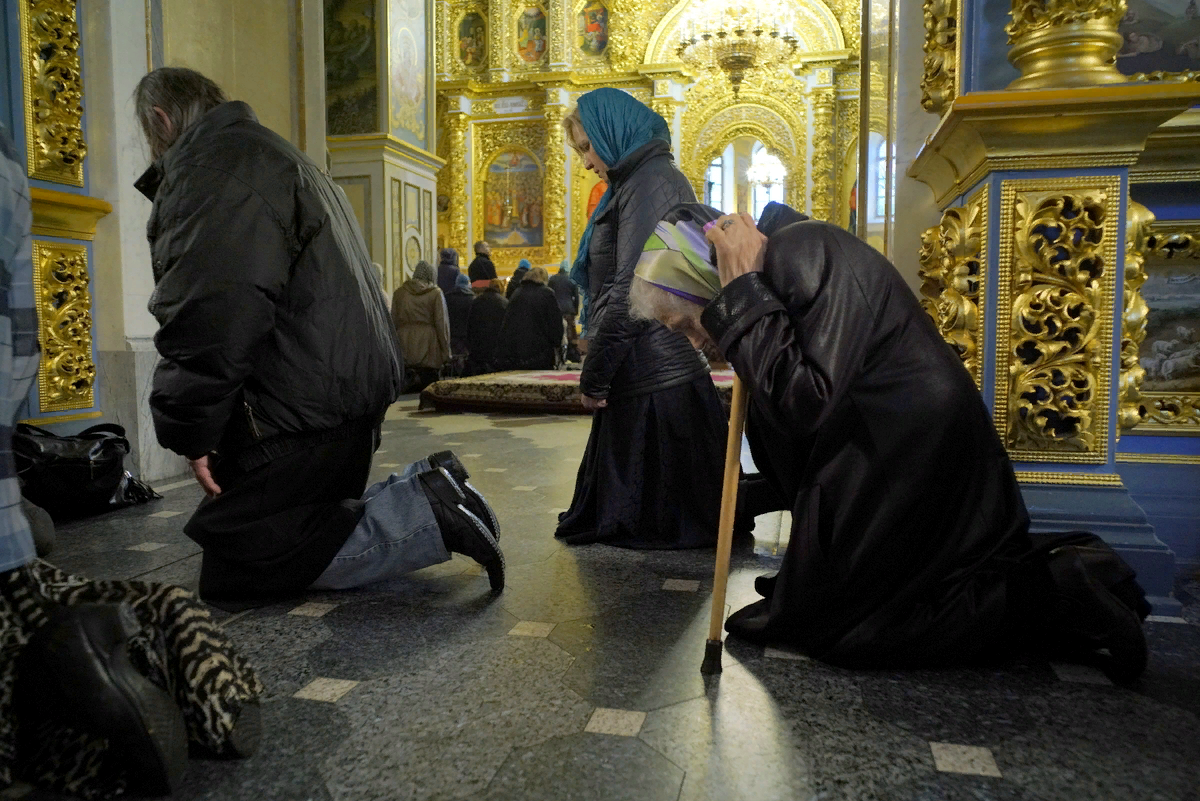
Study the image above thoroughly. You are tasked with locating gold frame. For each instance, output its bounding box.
[512,3,549,67]
[453,8,489,72]
[19,0,87,186]
[32,240,95,413]
[1127,219,1200,436]
[473,120,548,273]
[994,175,1121,464]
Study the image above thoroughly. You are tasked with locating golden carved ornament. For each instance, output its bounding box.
[32,241,94,412]
[1005,0,1128,89]
[810,87,836,221]
[1138,395,1200,430]
[996,178,1118,462]
[917,189,988,388]
[1013,471,1124,487]
[442,111,471,255]
[1143,224,1200,261]
[920,0,957,115]
[835,96,859,227]
[1130,70,1200,83]
[1117,200,1153,432]
[19,0,87,186]
[542,101,570,263]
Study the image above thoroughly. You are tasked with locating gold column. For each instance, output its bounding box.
[810,87,836,222]
[543,93,569,264]
[444,111,471,256]
[1118,200,1153,432]
[1005,0,1127,90]
[920,0,958,114]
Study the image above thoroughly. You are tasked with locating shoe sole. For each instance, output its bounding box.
[425,468,505,592]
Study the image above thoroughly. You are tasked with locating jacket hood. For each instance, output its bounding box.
[402,279,438,295]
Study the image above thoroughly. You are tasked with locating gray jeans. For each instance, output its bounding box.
[310,459,449,589]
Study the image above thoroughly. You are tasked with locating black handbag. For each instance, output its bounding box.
[12,423,161,518]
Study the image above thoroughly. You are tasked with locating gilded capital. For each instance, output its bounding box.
[1005,0,1128,89]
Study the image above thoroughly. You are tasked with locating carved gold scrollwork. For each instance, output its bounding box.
[442,111,470,256]
[1140,395,1200,429]
[996,178,1119,461]
[19,0,87,186]
[918,189,988,387]
[1004,0,1127,89]
[32,241,94,412]
[1117,200,1153,432]
[543,99,569,264]
[1005,0,1126,41]
[921,0,957,115]
[1143,226,1200,261]
[810,88,836,222]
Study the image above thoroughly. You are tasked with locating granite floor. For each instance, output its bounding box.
[16,397,1200,801]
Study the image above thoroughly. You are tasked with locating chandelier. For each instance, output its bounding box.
[676,2,799,97]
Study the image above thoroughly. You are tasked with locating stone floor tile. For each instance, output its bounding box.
[148,510,183,519]
[126,541,169,552]
[463,453,482,458]
[293,677,360,703]
[377,462,400,468]
[152,479,195,493]
[288,601,341,618]
[512,485,538,491]
[509,620,555,637]
[1146,615,1189,624]
[1051,662,1113,685]
[763,646,809,661]
[485,467,507,472]
[585,708,647,736]
[662,578,700,592]
[930,742,1003,777]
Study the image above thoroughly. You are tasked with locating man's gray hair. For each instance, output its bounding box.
[135,67,228,161]
[474,240,490,255]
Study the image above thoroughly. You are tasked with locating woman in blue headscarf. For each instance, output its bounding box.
[506,258,532,299]
[554,88,727,549]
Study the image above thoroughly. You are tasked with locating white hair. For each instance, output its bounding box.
[629,276,704,324]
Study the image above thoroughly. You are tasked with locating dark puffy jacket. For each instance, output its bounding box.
[437,259,462,295]
[494,282,564,370]
[445,285,474,354]
[468,254,498,282]
[548,270,579,316]
[138,101,403,460]
[580,140,707,399]
[466,288,508,374]
[506,266,530,299]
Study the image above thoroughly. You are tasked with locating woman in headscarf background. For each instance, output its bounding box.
[493,267,564,370]
[391,260,451,392]
[554,88,726,549]
[506,258,532,300]
[466,278,509,375]
[445,272,475,375]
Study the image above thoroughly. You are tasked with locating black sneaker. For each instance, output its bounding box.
[15,602,188,796]
[428,450,501,541]
[419,467,505,592]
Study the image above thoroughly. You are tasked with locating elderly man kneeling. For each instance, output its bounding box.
[629,202,1151,682]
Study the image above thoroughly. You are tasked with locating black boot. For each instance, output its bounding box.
[428,451,501,541]
[419,467,505,592]
[15,602,188,795]
[1040,545,1149,684]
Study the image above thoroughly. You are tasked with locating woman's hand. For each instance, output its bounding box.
[705,213,768,287]
[581,394,608,412]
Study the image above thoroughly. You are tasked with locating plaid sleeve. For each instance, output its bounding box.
[0,124,37,570]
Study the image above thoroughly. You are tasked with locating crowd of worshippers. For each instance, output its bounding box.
[385,241,583,391]
[0,68,1160,798]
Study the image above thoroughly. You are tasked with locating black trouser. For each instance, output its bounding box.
[184,427,375,609]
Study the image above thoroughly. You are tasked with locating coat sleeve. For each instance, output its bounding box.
[149,168,290,458]
[579,178,688,398]
[699,236,875,439]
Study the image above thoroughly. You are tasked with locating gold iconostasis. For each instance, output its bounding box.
[432,0,871,275]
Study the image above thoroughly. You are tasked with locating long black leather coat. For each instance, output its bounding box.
[138,102,403,460]
[580,140,707,399]
[702,204,1031,667]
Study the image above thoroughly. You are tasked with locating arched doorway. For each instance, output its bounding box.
[703,138,787,217]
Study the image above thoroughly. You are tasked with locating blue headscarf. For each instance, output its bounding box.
[517,258,532,270]
[569,88,671,332]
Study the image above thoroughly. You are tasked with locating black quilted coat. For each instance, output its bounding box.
[137,102,403,461]
[579,140,707,399]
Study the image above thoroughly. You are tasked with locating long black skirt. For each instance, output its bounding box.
[555,374,726,549]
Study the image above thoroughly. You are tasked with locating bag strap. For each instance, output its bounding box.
[78,423,128,439]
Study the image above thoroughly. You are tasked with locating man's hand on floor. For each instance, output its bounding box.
[189,455,223,498]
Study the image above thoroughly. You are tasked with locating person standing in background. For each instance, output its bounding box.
[466,279,509,375]
[392,261,451,392]
[445,271,474,373]
[468,240,497,289]
[436,248,462,295]
[548,259,581,362]
[493,267,564,370]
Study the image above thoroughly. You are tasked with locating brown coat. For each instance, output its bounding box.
[391,280,450,369]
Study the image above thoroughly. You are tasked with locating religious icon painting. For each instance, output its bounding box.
[484,150,544,248]
[516,6,548,63]
[458,11,487,68]
[1117,0,1200,78]
[1140,258,1200,397]
[406,235,422,270]
[388,0,426,145]
[577,0,609,57]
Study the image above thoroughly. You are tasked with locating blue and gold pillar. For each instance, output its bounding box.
[909,0,1200,612]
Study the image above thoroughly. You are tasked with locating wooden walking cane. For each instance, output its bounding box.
[701,375,749,675]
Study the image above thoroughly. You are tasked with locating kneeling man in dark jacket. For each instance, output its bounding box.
[629,202,1151,682]
[135,68,504,610]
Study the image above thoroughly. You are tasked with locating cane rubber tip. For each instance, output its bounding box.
[700,639,724,674]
